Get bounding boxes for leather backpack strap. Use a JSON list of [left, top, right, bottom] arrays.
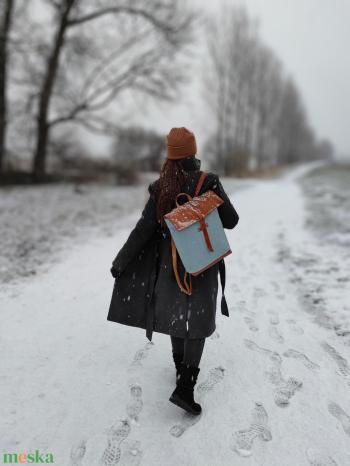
[[194, 171, 207, 197], [171, 238, 192, 295]]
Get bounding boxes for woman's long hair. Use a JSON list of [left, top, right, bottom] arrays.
[[155, 159, 188, 224]]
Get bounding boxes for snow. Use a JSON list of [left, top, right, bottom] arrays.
[[0, 178, 153, 287], [1, 163, 349, 466]]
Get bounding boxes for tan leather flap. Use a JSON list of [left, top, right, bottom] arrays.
[[165, 190, 224, 231]]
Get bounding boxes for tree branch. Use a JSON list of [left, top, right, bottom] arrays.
[[68, 6, 179, 37], [49, 102, 88, 127]]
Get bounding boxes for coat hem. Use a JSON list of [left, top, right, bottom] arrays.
[[107, 317, 215, 339]]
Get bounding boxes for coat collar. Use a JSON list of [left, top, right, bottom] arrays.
[[179, 156, 201, 171]]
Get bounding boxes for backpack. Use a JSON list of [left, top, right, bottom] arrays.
[[164, 171, 231, 316]]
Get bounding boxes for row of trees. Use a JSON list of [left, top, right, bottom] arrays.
[[0, 1, 333, 181], [203, 5, 333, 174], [0, 0, 194, 180]]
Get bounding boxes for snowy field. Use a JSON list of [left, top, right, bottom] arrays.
[[0, 179, 151, 286], [1, 163, 349, 466]]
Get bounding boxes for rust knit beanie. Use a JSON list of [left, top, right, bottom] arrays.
[[166, 127, 197, 160]]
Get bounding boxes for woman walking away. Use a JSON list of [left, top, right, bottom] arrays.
[[108, 127, 239, 415]]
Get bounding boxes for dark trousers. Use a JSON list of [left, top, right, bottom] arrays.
[[170, 336, 205, 367]]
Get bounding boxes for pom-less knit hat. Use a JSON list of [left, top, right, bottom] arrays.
[[166, 127, 197, 160]]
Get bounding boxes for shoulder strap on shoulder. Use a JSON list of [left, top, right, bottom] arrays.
[[194, 171, 208, 197]]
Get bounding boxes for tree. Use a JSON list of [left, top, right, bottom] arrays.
[[31, 0, 194, 180], [203, 5, 260, 174], [0, 0, 15, 173]]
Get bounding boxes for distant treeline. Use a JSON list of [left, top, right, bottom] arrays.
[[0, 1, 333, 183], [203, 5, 333, 175]]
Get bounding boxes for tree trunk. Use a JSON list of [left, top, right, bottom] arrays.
[[0, 0, 14, 174], [32, 0, 75, 180]]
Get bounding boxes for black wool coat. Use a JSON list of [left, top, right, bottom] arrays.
[[107, 158, 239, 341]]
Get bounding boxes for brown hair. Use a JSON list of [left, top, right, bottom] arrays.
[[155, 159, 188, 224]]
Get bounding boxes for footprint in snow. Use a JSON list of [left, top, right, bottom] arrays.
[[230, 402, 272, 457], [306, 448, 338, 466], [245, 339, 279, 359], [126, 382, 143, 424], [100, 419, 131, 466], [129, 342, 154, 369], [236, 300, 247, 312], [253, 288, 267, 299], [328, 402, 350, 437], [100, 439, 122, 466], [273, 377, 302, 407], [105, 419, 131, 444], [169, 412, 202, 438], [283, 349, 320, 371], [169, 366, 225, 437], [268, 310, 280, 325], [70, 439, 87, 466], [197, 366, 225, 394], [269, 325, 284, 344], [105, 342, 149, 464], [244, 316, 259, 332], [245, 339, 302, 407], [321, 341, 350, 387]]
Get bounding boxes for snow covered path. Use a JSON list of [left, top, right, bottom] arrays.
[[1, 164, 349, 466]]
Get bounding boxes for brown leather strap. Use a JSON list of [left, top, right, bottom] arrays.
[[171, 238, 192, 295], [196, 172, 213, 252], [170, 172, 207, 296], [198, 219, 214, 251], [194, 171, 207, 197]]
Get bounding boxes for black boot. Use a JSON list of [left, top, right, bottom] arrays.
[[169, 363, 202, 415], [172, 351, 183, 380]]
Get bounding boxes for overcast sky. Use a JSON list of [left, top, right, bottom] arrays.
[[32, 0, 349, 158]]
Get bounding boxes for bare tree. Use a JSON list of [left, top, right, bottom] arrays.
[[0, 0, 15, 173], [30, 0, 194, 180], [203, 5, 259, 174]]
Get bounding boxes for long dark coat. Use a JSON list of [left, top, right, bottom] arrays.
[[107, 157, 239, 341]]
